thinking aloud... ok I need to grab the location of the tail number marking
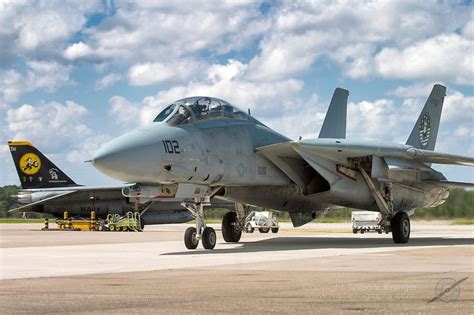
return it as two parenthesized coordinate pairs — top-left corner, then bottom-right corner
(163, 140), (180, 154)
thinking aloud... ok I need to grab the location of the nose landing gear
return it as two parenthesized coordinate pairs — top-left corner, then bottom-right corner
(181, 199), (216, 250)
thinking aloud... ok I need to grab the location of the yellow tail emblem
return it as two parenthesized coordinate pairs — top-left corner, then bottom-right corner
(19, 153), (41, 175)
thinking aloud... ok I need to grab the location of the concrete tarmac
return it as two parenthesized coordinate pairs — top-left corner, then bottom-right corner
(0, 222), (473, 314)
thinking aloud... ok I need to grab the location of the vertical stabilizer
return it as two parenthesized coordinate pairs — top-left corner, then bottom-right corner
(406, 84), (446, 151)
(318, 87), (349, 139)
(7, 141), (78, 189)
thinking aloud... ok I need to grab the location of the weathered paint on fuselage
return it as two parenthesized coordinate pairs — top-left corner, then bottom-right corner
(93, 116), (450, 218)
(94, 119), (292, 186)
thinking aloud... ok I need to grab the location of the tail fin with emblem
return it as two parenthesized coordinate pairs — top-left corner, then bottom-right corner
(406, 84), (446, 151)
(7, 141), (78, 189)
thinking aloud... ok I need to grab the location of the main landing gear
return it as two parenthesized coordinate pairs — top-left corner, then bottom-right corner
(358, 166), (410, 244)
(221, 211), (242, 243)
(181, 199), (216, 250)
(390, 212), (410, 243)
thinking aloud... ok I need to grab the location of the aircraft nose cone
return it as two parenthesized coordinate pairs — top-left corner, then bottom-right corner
(92, 128), (163, 182)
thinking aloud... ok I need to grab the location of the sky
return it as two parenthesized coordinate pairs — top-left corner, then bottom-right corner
(0, 0), (473, 187)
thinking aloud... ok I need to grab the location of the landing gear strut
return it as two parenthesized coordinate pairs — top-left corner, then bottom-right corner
(181, 199), (216, 250)
(358, 165), (411, 244)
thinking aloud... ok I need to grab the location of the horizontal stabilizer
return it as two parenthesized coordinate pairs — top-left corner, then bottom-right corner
(8, 191), (78, 212)
(422, 180), (474, 189)
(405, 148), (474, 166)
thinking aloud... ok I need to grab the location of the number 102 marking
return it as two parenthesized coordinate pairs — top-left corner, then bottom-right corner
(163, 140), (180, 154)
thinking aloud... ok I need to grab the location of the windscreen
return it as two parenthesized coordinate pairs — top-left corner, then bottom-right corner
(153, 104), (177, 122)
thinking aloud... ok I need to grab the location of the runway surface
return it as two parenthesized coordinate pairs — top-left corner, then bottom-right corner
(1, 222), (473, 314)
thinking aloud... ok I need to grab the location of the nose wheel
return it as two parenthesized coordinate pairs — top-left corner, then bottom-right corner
(184, 227), (199, 249)
(202, 227), (217, 249)
(184, 226), (216, 250)
(181, 200), (216, 250)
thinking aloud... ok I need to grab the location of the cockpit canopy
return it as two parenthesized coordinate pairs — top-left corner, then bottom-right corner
(153, 96), (261, 126)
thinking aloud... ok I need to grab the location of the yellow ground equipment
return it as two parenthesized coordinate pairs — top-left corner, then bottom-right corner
(106, 212), (142, 232)
(54, 211), (103, 231)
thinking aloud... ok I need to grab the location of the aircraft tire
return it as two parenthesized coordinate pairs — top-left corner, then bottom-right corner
(222, 212), (242, 242)
(184, 227), (199, 249)
(271, 228), (279, 233)
(245, 223), (254, 233)
(202, 227), (216, 250)
(259, 228), (270, 233)
(391, 212), (410, 244)
(109, 224), (116, 232)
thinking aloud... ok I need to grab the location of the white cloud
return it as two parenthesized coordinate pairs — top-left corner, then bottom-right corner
(5, 101), (90, 151)
(347, 99), (410, 143)
(128, 60), (204, 86)
(345, 90), (474, 160)
(1, 61), (70, 102)
(0, 99), (110, 186)
(247, 1), (471, 82)
(63, 42), (93, 60)
(63, 1), (267, 63)
(247, 30), (335, 81)
(387, 82), (442, 98)
(108, 96), (142, 128)
(443, 90), (474, 123)
(1, 69), (22, 102)
(0, 1), (99, 62)
(374, 33), (473, 84)
(148, 60), (304, 118)
(95, 73), (122, 90)
(109, 59), (304, 130)
(66, 134), (113, 163)
(463, 19), (474, 39)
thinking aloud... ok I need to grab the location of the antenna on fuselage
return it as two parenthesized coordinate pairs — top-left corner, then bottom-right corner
(248, 108), (251, 116)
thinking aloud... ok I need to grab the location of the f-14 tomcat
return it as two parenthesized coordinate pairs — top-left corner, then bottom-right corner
(92, 84), (474, 249)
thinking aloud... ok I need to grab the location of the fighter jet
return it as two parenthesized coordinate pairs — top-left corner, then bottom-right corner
(6, 141), (208, 226)
(92, 85), (474, 249)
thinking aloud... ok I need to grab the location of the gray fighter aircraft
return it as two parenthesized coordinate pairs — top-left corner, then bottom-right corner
(92, 84), (474, 249)
(6, 141), (202, 225)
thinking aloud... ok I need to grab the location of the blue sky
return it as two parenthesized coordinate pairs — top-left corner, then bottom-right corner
(1, 0), (473, 186)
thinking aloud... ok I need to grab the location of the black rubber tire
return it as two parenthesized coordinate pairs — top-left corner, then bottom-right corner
(259, 228), (270, 233)
(202, 227), (217, 250)
(271, 228), (279, 233)
(222, 212), (242, 242)
(391, 212), (410, 244)
(109, 224), (116, 231)
(184, 227), (199, 249)
(352, 229), (357, 234)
